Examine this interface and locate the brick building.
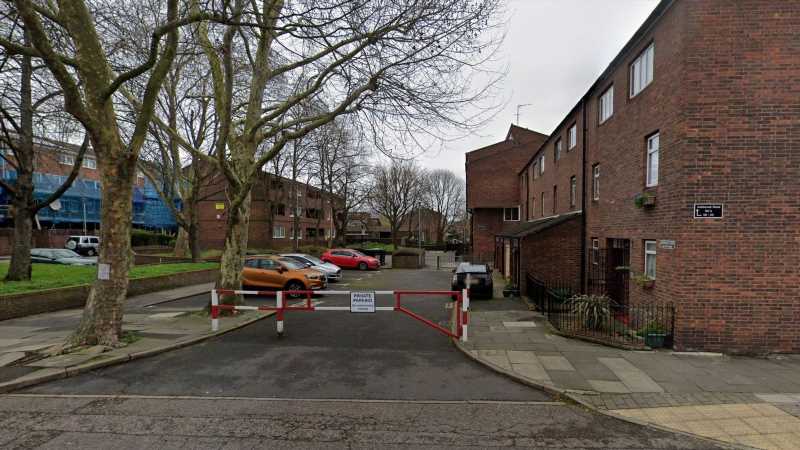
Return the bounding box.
[345,207,443,245]
[465,124,548,266]
[476,0,800,354]
[197,172,342,250]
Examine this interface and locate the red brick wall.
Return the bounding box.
[519,216,582,294]
[470,208,503,261]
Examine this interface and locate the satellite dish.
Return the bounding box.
[49,199,62,211]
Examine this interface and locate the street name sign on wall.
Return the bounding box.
[350,292,376,313]
[694,203,723,219]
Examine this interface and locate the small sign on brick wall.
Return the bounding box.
[694,203,723,219]
[659,239,676,250]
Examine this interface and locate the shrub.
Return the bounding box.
[567,294,616,330]
[297,245,326,256]
[131,229,175,247]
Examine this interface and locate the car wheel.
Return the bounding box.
[358,262,368,271]
[86,248,96,256]
[285,280,305,298]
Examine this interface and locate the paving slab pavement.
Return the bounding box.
[462,297,800,450]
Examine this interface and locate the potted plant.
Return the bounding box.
[638,322,668,348]
[566,294,616,330]
[634,192,657,209]
[632,273,655,289]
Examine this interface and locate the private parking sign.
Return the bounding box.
[350,292,376,313]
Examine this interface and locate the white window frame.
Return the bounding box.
[532,162,538,180]
[646,133,660,187]
[58,153,75,166]
[82,157,96,169]
[568,124,577,149]
[599,86,614,123]
[591,238,600,265]
[630,43,654,98]
[273,225,285,239]
[592,164,600,200]
[538,154,545,175]
[554,138,562,161]
[644,240,657,280]
[569,176,577,208]
[503,207,520,222]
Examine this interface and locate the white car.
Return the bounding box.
[65,235,100,256]
[280,253,342,282]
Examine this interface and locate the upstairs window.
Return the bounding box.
[503,207,520,221]
[533,162,538,179]
[592,164,600,200]
[554,138,562,161]
[538,154,545,175]
[570,176,577,208]
[599,86,614,123]
[568,124,577,149]
[83,157,96,169]
[58,153,74,165]
[646,132,660,187]
[630,43,654,98]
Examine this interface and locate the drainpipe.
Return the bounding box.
[579,98,588,295]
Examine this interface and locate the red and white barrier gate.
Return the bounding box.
[210,288,470,342]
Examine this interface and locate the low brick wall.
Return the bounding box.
[392,253,423,269]
[0,268,217,321]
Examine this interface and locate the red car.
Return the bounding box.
[321,248,380,270]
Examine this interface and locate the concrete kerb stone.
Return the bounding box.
[452,339,748,450]
[0,310,275,394]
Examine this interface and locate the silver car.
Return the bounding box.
[280,253,342,282]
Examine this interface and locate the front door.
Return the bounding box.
[605,238,630,306]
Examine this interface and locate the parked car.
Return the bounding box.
[280,253,341,282]
[65,235,100,256]
[451,263,493,299]
[241,255,326,295]
[31,248,97,266]
[321,248,380,270]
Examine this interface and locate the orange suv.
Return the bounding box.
[241,255,326,293]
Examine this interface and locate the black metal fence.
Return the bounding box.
[526,274,675,349]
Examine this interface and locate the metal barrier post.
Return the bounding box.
[211,289,219,332]
[461,287,470,342]
[276,291,284,337]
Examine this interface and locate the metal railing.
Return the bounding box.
[526,274,674,349]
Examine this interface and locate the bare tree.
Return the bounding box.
[368,159,424,248]
[0,22,88,281]
[151,0,504,293]
[0,0,213,346]
[423,169,465,245]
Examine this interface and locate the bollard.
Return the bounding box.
[211,289,219,332]
[276,291,284,337]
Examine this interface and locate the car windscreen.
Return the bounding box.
[278,258,305,270]
[457,264,488,274]
[351,250,366,257]
[303,255,324,265]
[51,249,81,258]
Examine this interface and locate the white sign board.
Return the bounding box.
[97,263,110,280]
[350,291,376,313]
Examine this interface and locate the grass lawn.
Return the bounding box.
[0,261,219,296]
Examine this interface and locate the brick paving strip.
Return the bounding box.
[457,306,800,450]
[0,283,272,393]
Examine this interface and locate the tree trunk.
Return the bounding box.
[188,209,201,263]
[218,192,251,292]
[174,226,190,258]
[70,171,135,347]
[5,200,34,281]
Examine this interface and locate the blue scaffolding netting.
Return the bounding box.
[0,170,178,230]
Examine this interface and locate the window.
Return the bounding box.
[552,185,557,214]
[644,240,657,279]
[591,238,600,265]
[599,86,614,123]
[260,259,279,270]
[539,154,545,175]
[646,132,659,187]
[503,207,519,221]
[540,192,545,216]
[524,173,530,220]
[532,162,538,179]
[554,138,562,161]
[568,124,577,149]
[570,176,577,208]
[273,225,285,239]
[290,226,303,240]
[274,203,286,216]
[630,43,654,97]
[58,153,74,165]
[82,157,96,169]
[592,164,600,200]
[290,207,303,217]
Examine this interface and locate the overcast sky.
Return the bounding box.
[419,0,659,178]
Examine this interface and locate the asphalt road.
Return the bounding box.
[2,269,722,449]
